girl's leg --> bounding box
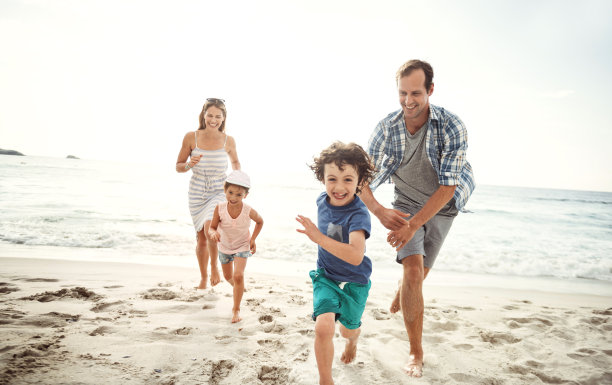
[231,256,247,323]
[314,313,336,385]
[195,230,209,289]
[221,259,234,286]
[203,220,221,286]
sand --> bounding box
[0,256,610,385]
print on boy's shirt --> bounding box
[327,223,343,243]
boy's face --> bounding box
[324,162,358,207]
[225,185,248,206]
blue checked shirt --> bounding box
[368,104,475,211]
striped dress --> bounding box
[188,131,228,232]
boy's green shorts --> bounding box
[309,269,371,330]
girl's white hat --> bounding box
[226,170,251,188]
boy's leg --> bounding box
[231,256,247,323]
[203,220,221,286]
[314,312,336,385]
[195,230,209,289]
[339,325,360,364]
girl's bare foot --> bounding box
[403,355,423,377]
[210,269,221,286]
[231,309,242,323]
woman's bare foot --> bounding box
[340,328,360,364]
[403,355,423,377]
[210,269,221,286]
[231,309,242,323]
[196,276,208,290]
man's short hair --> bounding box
[396,59,434,91]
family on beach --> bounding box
[175,59,475,383]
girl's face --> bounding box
[225,185,247,206]
[204,106,225,130]
[323,162,358,206]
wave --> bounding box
[533,197,611,205]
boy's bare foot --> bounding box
[403,355,423,377]
[210,269,221,286]
[340,328,360,364]
[231,309,242,323]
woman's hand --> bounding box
[187,154,203,169]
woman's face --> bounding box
[204,106,225,130]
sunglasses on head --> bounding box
[206,98,225,104]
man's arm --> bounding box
[387,185,456,251]
[359,184,409,231]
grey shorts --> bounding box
[218,250,251,265]
[394,205,455,269]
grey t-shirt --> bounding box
[391,122,458,217]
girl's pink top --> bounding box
[218,202,252,254]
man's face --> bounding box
[398,69,433,123]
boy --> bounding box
[209,170,264,323]
[296,142,376,385]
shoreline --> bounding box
[1,256,611,384]
[2,244,611,297]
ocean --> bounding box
[1,155,611,296]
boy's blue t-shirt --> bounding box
[316,192,372,285]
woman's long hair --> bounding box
[198,99,227,132]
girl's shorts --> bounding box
[218,250,251,265]
[309,269,371,330]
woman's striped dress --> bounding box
[188,132,228,232]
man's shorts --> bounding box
[394,206,455,269]
[218,250,251,265]
[309,269,371,330]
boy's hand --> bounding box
[296,215,322,244]
[250,239,257,254]
[208,230,220,243]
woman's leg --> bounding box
[195,230,209,289]
[204,220,221,286]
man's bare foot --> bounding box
[341,329,360,364]
[403,355,423,377]
[231,309,242,323]
[390,289,401,313]
[196,276,208,290]
[210,269,221,286]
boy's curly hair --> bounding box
[310,142,376,194]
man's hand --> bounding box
[376,207,410,231]
[387,221,418,251]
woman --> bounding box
[176,98,241,289]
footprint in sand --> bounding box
[370,308,391,320]
[207,359,235,385]
[0,282,20,294]
[453,343,473,350]
[258,365,291,384]
[173,327,193,335]
[259,315,274,323]
[20,287,103,302]
[89,325,117,336]
[503,317,553,332]
[479,330,521,344]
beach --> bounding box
[1,256,610,385]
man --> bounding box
[359,59,475,377]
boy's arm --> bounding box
[296,215,366,266]
[208,206,221,242]
[248,208,263,254]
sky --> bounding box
[1,0,611,192]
